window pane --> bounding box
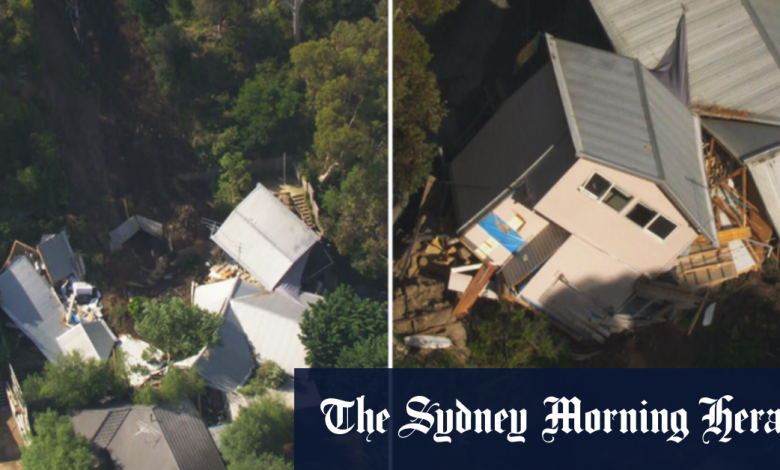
[648,216,676,240]
[582,173,611,199]
[603,187,631,212]
[627,204,657,227]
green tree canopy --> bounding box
[22,352,130,410]
[131,297,224,363]
[21,410,96,470]
[221,396,294,465]
[239,360,287,397]
[469,303,567,368]
[215,151,252,208]
[300,285,386,368]
[291,15,387,279]
[231,64,300,149]
[335,333,388,368]
[133,367,205,405]
[229,453,293,470]
[393,0,459,206]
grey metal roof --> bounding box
[703,118,780,164]
[211,184,319,290]
[38,231,80,283]
[590,0,780,125]
[56,320,117,361]
[72,402,225,470]
[450,63,577,231]
[0,257,69,361]
[155,401,227,470]
[500,222,570,288]
[549,35,717,244]
[193,279,263,391]
[195,305,255,392]
[231,292,321,375]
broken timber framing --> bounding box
[453,263,497,318]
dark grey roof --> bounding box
[38,231,80,283]
[72,402,226,470]
[549,35,717,245]
[154,401,227,470]
[703,118,780,164]
[501,222,570,288]
[82,321,117,360]
[450,63,577,231]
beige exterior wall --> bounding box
[520,235,638,311]
[461,197,551,266]
[535,159,698,277]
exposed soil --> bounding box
[32,0,211,232]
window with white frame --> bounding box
[581,172,677,241]
[626,203,677,240]
[580,172,633,213]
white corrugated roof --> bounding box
[590,0,780,125]
[211,184,319,291]
[230,292,321,376]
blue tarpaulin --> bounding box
[478,213,524,253]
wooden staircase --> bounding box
[291,193,316,230]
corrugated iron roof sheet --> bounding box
[38,231,80,283]
[211,184,319,291]
[56,320,116,361]
[231,292,321,375]
[590,0,780,125]
[500,222,570,288]
[0,257,69,361]
[193,279,262,391]
[703,117,780,163]
[549,35,717,244]
[154,401,227,470]
[73,402,225,470]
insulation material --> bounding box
[478,213,525,253]
[728,240,757,273]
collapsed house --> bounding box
[179,277,321,393]
[71,400,226,470]
[178,182,327,398]
[0,232,115,361]
[443,1,780,343]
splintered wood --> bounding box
[453,263,497,318]
[680,135,776,289]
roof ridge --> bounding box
[635,62,665,181]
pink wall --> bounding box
[461,197,551,266]
[521,235,638,311]
[535,159,698,277]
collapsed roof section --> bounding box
[589,0,780,125]
[211,183,320,291]
[548,35,716,245]
[0,256,114,362]
[190,278,320,391]
[38,231,84,283]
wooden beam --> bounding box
[742,168,748,227]
[683,260,734,276]
[688,291,712,336]
[453,263,497,318]
[694,226,750,245]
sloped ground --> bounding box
[32,0,208,231]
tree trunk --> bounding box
[285,0,306,44]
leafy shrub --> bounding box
[239,360,286,397]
